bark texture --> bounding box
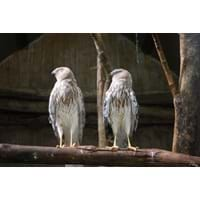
[173,34,200,155]
[0,143,200,166]
[153,33,200,156]
[91,34,112,147]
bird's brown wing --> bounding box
[103,89,113,127]
[48,84,60,138]
[130,90,139,133]
[77,86,85,143]
[48,81,73,138]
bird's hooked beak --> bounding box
[110,69,123,77]
[51,69,57,75]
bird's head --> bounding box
[110,68,132,86]
[51,66,76,82]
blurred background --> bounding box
[0,33,179,150]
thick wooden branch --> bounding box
[91,34,112,147]
[0,143,200,166]
[152,34,179,98]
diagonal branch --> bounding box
[152,34,179,98]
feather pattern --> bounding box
[48,67,85,146]
[103,68,139,147]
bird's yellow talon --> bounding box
[71,143,77,147]
[111,145,119,151]
[56,144,65,148]
[128,146,138,151]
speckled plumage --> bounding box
[48,67,85,147]
[103,68,139,148]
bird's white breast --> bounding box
[54,80,79,127]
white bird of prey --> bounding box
[48,67,85,148]
[103,68,139,150]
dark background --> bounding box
[0,33,179,150]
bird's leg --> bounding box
[60,136,63,147]
[105,135,119,151]
[111,135,119,151]
[70,131,74,147]
[113,135,117,147]
[72,143,77,147]
[56,136,63,148]
[127,137,138,151]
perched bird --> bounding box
[48,67,85,148]
[103,68,139,150]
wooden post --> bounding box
[172,34,200,155]
[91,34,111,147]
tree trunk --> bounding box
[173,34,200,155]
[0,143,200,166]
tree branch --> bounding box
[91,34,112,147]
[0,143,200,166]
[90,34,112,81]
[152,34,179,98]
